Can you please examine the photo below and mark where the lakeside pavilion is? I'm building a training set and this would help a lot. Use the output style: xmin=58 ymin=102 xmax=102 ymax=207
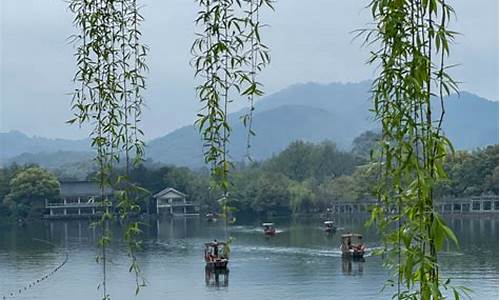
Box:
xmin=153 ymin=187 xmax=199 ymax=217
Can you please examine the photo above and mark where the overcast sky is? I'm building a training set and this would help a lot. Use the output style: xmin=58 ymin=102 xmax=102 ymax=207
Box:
xmin=1 ymin=0 xmax=498 ymax=140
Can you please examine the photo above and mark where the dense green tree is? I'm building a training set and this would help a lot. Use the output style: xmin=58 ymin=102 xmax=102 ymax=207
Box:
xmin=320 ymin=175 xmax=357 ymax=202
xmin=288 ymin=180 xmax=316 ymax=213
xmin=0 ymin=164 xmax=38 ymax=218
xmin=486 ymin=165 xmax=499 ymax=195
xmin=318 ymin=165 xmax=378 ymax=202
xmin=310 ymin=142 xmax=356 ymax=181
xmin=3 ymin=166 xmax=60 ymax=219
xmin=163 ymin=167 xmax=196 ymax=195
xmin=250 ymin=172 xmax=292 ymax=217
xmin=438 ymin=145 xmax=499 ymax=197
xmin=265 ymin=141 xmax=356 ymax=182
xmin=266 ymin=141 xmax=314 ymax=181
xmin=351 ymin=130 xmax=381 ymax=162
xmin=0 ymin=167 xmax=13 ymax=218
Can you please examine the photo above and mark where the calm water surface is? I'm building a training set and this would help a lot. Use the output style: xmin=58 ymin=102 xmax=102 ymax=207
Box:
xmin=0 ymin=215 xmax=497 ymax=299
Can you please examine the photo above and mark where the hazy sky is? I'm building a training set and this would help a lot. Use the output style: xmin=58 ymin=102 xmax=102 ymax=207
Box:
xmin=1 ymin=0 xmax=498 ymax=140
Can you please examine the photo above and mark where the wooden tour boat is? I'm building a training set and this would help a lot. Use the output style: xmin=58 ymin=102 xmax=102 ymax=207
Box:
xmin=324 ymin=221 xmax=336 ymax=232
xmin=340 ymin=233 xmax=366 ymax=258
xmin=262 ymin=223 xmax=276 ymax=235
xmin=204 ymin=240 xmax=229 ymax=269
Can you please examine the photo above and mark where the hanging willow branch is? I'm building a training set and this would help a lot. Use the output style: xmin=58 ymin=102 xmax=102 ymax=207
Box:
xmin=192 ymin=0 xmax=272 ymax=242
xmin=192 ymin=0 xmax=273 ymax=194
xmin=360 ymin=0 xmax=468 ymax=299
xmin=241 ymin=0 xmax=272 ymax=160
xmin=68 ymin=0 xmax=148 ymax=297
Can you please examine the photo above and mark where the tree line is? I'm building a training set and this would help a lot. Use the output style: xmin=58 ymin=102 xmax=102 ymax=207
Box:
xmin=0 ymin=132 xmax=498 ymax=221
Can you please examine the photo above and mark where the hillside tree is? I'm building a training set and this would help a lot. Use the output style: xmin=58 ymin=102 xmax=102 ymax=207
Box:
xmin=3 ymin=166 xmax=60 ymax=219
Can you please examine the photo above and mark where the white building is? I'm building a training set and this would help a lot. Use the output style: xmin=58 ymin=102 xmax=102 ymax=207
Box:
xmin=154 ymin=187 xmax=199 ymax=217
xmin=45 ymin=181 xmax=113 ymax=219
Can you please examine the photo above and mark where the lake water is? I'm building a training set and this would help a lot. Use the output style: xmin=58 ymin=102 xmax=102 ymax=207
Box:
xmin=0 ymin=215 xmax=498 ymax=299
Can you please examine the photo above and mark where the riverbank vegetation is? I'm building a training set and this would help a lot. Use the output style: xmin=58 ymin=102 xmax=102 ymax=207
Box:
xmin=1 ymin=138 xmax=497 ymax=220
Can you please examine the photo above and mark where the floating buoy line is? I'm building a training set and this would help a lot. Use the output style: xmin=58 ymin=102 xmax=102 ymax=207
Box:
xmin=2 ymin=238 xmax=69 ymax=299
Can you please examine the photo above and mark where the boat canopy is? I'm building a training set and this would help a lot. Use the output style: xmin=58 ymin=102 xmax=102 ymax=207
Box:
xmin=324 ymin=221 xmax=334 ymax=225
xmin=205 ymin=241 xmax=227 ymax=247
xmin=262 ymin=223 xmax=274 ymax=227
xmin=341 ymin=233 xmax=363 ymax=238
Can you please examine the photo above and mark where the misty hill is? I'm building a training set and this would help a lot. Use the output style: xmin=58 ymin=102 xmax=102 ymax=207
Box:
xmin=147 ymin=104 xmax=357 ymax=166
xmin=439 ymin=92 xmax=499 ymax=149
xmin=0 ymin=130 xmax=90 ymax=161
xmin=1 ymin=81 xmax=498 ymax=168
xmin=3 ymin=151 xmax=93 ymax=168
xmin=147 ymin=81 xmax=498 ymax=167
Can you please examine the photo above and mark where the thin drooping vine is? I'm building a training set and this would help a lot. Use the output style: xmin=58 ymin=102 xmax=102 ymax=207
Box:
xmin=360 ymin=0 xmax=467 ymax=298
xmin=68 ymin=0 xmax=148 ymax=298
xmin=192 ymin=0 xmax=272 ymax=243
xmin=241 ymin=0 xmax=272 ymax=160
xmin=192 ymin=0 xmax=273 ymax=214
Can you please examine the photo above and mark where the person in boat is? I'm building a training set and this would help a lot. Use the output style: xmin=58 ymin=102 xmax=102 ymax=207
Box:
xmin=213 ymin=240 xmax=218 ymax=258
xmin=356 ymin=236 xmax=363 ymax=251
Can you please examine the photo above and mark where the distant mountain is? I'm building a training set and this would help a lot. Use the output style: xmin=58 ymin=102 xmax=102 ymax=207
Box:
xmin=1 ymin=81 xmax=498 ymax=169
xmin=146 ymin=81 xmax=498 ymax=167
xmin=147 ymin=104 xmax=355 ymax=166
xmin=4 ymin=151 xmax=93 ymax=168
xmin=437 ymin=92 xmax=499 ymax=149
xmin=0 ymin=130 xmax=90 ymax=161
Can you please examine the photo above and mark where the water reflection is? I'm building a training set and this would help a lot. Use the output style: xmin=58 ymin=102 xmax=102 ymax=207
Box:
xmin=341 ymin=257 xmax=364 ymax=276
xmin=205 ymin=267 xmax=229 ymax=288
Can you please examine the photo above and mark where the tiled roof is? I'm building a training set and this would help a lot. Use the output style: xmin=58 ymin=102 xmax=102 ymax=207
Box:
xmin=153 ymin=187 xmax=186 ymax=198
xmin=60 ymin=181 xmax=113 ymax=197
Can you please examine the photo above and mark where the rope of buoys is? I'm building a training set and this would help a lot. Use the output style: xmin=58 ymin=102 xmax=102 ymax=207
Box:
xmin=1 ymin=238 xmax=69 ymax=299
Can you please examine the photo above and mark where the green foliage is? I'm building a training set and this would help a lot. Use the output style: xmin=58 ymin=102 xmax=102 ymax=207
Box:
xmin=128 ymin=141 xmax=499 ymax=219
xmin=103 ymin=140 xmax=361 ymax=217
xmin=0 ymin=142 xmax=495 ymax=223
xmin=227 ymin=141 xmax=361 ymax=215
xmin=3 ymin=166 xmax=60 ymax=219
xmin=437 ymin=145 xmax=499 ymax=197
xmin=320 ymin=175 xmax=358 ymax=202
xmin=68 ymin=0 xmax=148 ymax=296
xmin=192 ymin=0 xmax=273 ymax=241
xmin=0 ymin=165 xmax=19 ymax=217
xmin=249 ymin=172 xmax=292 ymax=216
xmin=288 ymin=180 xmax=316 ymax=213
xmin=322 ymin=146 xmax=499 ymax=203
xmin=163 ymin=167 xmax=197 ymax=195
xmin=319 ymin=164 xmax=378 ymax=202
xmin=0 ymin=164 xmax=49 ymax=218
xmin=351 ymin=130 xmax=382 ymax=162
xmin=192 ymin=0 xmax=273 ymax=195
xmin=221 ymin=236 xmax=234 ymax=259
xmin=265 ymin=141 xmax=356 ymax=182
xmin=360 ymin=0 xmax=469 ymax=298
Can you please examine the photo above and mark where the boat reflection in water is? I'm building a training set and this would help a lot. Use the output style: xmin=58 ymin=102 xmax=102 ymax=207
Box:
xmin=205 ymin=266 xmax=229 ymax=288
xmin=341 ymin=256 xmax=365 ymax=276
